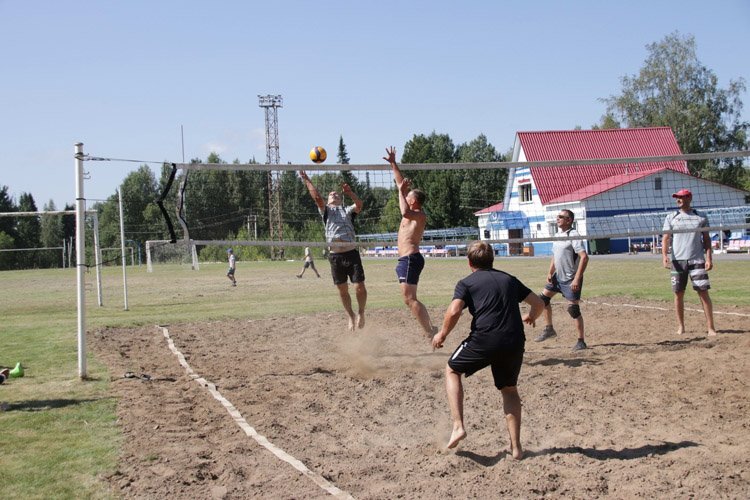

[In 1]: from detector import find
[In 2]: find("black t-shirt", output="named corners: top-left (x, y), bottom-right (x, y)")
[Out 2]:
top-left (452, 268), bottom-right (532, 350)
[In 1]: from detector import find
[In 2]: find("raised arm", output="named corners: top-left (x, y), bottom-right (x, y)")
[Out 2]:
top-left (342, 183), bottom-right (363, 213)
top-left (384, 146), bottom-right (408, 197)
top-left (299, 171), bottom-right (325, 210)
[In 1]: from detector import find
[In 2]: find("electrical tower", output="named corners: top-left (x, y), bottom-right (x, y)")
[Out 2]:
top-left (258, 94), bottom-right (284, 259)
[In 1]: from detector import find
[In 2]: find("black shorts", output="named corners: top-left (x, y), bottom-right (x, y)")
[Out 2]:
top-left (448, 340), bottom-right (524, 390)
top-left (328, 249), bottom-right (365, 285)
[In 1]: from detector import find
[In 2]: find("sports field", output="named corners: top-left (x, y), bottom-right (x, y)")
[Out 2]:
top-left (1, 255), bottom-right (749, 498)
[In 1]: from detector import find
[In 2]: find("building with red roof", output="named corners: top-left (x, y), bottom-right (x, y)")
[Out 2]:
top-left (476, 127), bottom-right (748, 255)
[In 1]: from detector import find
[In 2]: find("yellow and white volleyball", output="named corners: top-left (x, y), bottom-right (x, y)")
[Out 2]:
top-left (309, 146), bottom-right (327, 163)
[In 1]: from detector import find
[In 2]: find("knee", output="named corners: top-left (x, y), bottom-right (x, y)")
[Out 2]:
top-left (567, 303), bottom-right (581, 319)
top-left (538, 293), bottom-right (551, 307)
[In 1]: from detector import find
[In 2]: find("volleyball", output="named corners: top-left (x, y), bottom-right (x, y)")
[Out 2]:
top-left (309, 146), bottom-right (327, 163)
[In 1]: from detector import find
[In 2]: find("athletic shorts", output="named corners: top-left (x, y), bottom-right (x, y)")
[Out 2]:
top-left (303, 261), bottom-right (312, 269)
top-left (328, 249), bottom-right (365, 285)
top-left (544, 273), bottom-right (581, 301)
top-left (395, 252), bottom-right (425, 285)
top-left (671, 259), bottom-right (710, 292)
top-left (227, 267), bottom-right (235, 276)
top-left (448, 339), bottom-right (524, 390)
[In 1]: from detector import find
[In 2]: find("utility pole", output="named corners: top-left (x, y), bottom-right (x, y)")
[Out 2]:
top-left (258, 94), bottom-right (283, 259)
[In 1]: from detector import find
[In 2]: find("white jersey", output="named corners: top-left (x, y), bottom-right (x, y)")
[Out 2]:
top-left (663, 209), bottom-right (708, 261)
top-left (552, 228), bottom-right (585, 283)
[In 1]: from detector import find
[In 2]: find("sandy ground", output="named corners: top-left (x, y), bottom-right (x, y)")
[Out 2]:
top-left (90, 298), bottom-right (750, 499)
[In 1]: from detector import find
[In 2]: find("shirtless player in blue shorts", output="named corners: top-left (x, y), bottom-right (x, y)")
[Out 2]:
top-left (384, 146), bottom-right (436, 338)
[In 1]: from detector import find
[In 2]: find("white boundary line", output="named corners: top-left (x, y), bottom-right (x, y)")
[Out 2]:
top-left (584, 300), bottom-right (750, 317)
top-left (159, 326), bottom-right (355, 499)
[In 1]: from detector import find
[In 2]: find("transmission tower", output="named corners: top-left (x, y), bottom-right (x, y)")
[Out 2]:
top-left (258, 94), bottom-right (284, 259)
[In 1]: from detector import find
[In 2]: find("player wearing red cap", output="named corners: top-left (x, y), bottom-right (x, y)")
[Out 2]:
top-left (661, 189), bottom-right (716, 336)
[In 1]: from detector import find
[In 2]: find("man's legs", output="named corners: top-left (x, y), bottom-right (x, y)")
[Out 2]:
top-left (401, 283), bottom-right (434, 337)
top-left (535, 290), bottom-right (557, 342)
top-left (697, 289), bottom-right (717, 336)
top-left (674, 290), bottom-right (686, 335)
top-left (297, 265), bottom-right (305, 278)
top-left (354, 281), bottom-right (367, 329)
top-left (500, 386), bottom-right (523, 460)
top-left (542, 290), bottom-right (555, 327)
top-left (445, 365), bottom-right (466, 448)
top-left (336, 283), bottom-right (357, 331)
top-left (569, 300), bottom-right (584, 341)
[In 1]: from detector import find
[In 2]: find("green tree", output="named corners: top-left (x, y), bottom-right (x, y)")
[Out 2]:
top-left (0, 185), bottom-right (17, 239)
top-left (601, 31), bottom-right (748, 188)
top-left (16, 192), bottom-right (40, 268)
top-left (455, 134), bottom-right (507, 225)
top-left (337, 135), bottom-right (350, 165)
top-left (40, 200), bottom-right (64, 268)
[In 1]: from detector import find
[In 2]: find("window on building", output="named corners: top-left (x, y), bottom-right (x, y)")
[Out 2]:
top-left (519, 183), bottom-right (532, 202)
top-left (654, 177), bottom-right (662, 191)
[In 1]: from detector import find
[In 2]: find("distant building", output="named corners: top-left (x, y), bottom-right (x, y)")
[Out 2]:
top-left (476, 127), bottom-right (749, 255)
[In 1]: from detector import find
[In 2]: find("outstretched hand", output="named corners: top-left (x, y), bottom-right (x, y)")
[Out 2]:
top-left (299, 170), bottom-right (309, 180)
top-left (397, 177), bottom-right (412, 190)
top-left (383, 146), bottom-right (396, 164)
top-left (341, 183), bottom-right (353, 195)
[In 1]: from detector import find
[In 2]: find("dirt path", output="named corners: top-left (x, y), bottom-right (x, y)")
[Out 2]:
top-left (90, 299), bottom-right (750, 498)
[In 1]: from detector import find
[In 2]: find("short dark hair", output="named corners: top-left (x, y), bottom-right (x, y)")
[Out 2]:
top-left (561, 209), bottom-right (574, 221)
top-left (410, 189), bottom-right (426, 207)
top-left (467, 241), bottom-right (494, 269)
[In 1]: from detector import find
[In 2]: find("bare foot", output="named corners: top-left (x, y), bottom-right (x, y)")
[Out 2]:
top-left (707, 329), bottom-right (717, 337)
top-left (676, 326), bottom-right (684, 335)
top-left (357, 312), bottom-right (365, 329)
top-left (510, 446), bottom-right (524, 460)
top-left (447, 428), bottom-right (466, 449)
top-left (347, 316), bottom-right (356, 331)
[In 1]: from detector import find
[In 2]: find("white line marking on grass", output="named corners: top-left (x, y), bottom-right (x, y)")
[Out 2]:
top-left (159, 326), bottom-right (354, 499)
top-left (585, 300), bottom-right (750, 317)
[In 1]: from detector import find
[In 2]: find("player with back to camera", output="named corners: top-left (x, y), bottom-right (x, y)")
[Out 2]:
top-left (661, 188), bottom-right (716, 336)
top-left (226, 248), bottom-right (237, 286)
top-left (534, 209), bottom-right (589, 351)
top-left (432, 241), bottom-right (545, 458)
top-left (297, 246), bottom-right (321, 279)
top-left (383, 146), bottom-right (436, 339)
top-left (299, 170), bottom-right (367, 331)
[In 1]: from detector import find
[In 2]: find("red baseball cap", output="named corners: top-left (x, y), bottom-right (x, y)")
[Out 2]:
top-left (672, 189), bottom-right (692, 198)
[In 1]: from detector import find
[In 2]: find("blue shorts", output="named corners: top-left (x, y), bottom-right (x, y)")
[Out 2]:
top-left (544, 273), bottom-right (581, 301)
top-left (448, 339), bottom-right (524, 390)
top-left (395, 252), bottom-right (425, 285)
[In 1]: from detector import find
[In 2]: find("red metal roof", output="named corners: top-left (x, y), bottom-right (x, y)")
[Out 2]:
top-left (518, 127), bottom-right (689, 204)
top-left (474, 202), bottom-right (503, 215)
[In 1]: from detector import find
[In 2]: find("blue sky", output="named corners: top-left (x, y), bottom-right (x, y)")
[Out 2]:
top-left (1, 0), bottom-right (748, 209)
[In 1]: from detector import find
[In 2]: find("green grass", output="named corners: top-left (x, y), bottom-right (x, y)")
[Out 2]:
top-left (0, 255), bottom-right (747, 497)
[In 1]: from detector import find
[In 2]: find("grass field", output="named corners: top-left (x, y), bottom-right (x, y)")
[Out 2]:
top-left (1, 254), bottom-right (748, 497)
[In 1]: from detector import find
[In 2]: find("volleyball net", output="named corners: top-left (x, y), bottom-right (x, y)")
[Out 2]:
top-left (145, 150), bottom-right (750, 267)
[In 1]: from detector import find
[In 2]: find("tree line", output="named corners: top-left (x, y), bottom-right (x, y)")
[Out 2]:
top-left (0, 32), bottom-right (747, 269)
